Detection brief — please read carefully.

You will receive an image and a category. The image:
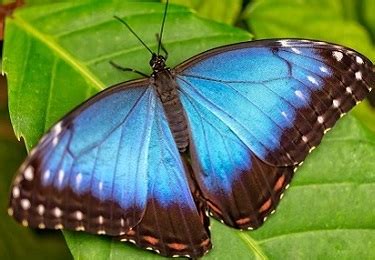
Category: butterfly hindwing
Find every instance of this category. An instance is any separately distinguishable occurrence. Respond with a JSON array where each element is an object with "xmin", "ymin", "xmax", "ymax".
[
  {"xmin": 176, "ymin": 39, "xmax": 374, "ymax": 229},
  {"xmin": 118, "ymin": 105, "xmax": 211, "ymax": 256},
  {"xmin": 9, "ymin": 81, "xmax": 211, "ymax": 257},
  {"xmin": 179, "ymin": 91, "xmax": 294, "ymax": 228}
]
